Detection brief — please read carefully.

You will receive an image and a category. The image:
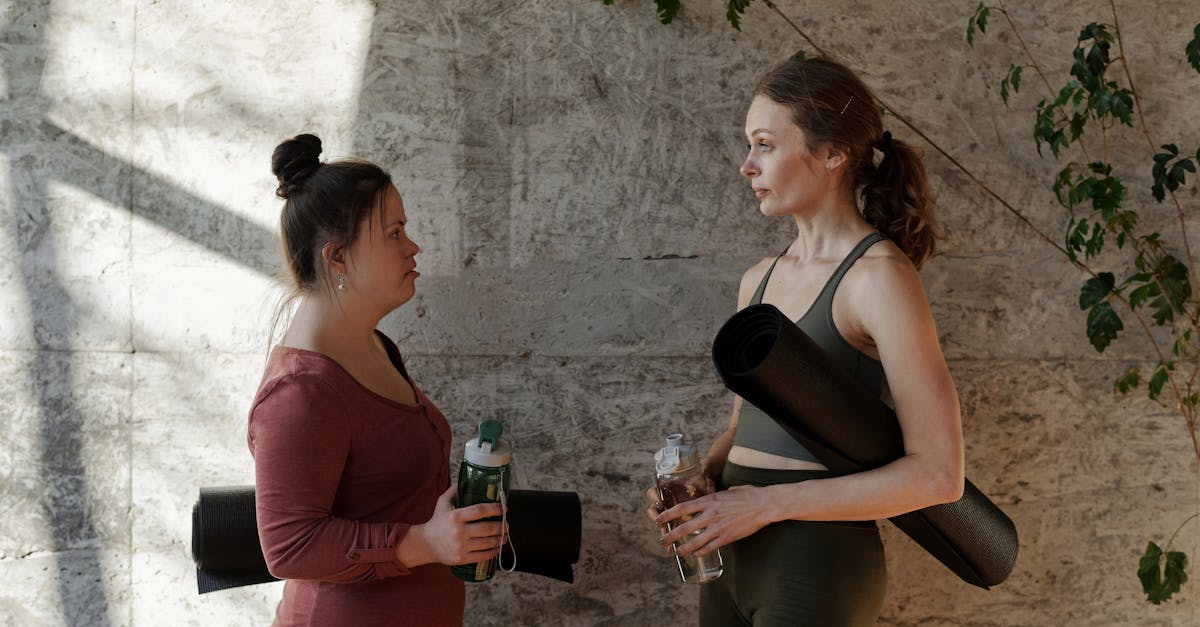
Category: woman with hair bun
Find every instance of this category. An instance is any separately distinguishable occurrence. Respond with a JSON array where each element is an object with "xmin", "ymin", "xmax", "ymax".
[
  {"xmin": 248, "ymin": 134, "xmax": 504, "ymax": 626},
  {"xmin": 649, "ymin": 57, "xmax": 966, "ymax": 625}
]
